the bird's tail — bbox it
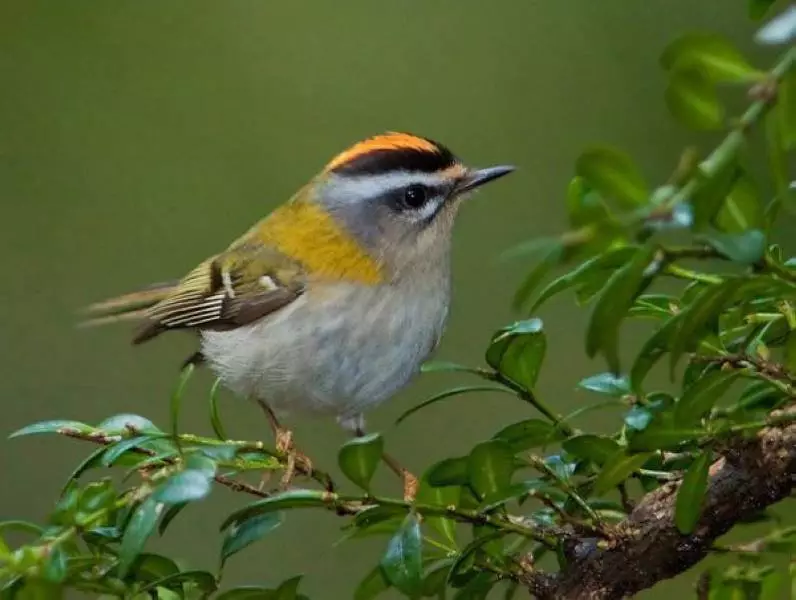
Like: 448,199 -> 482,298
79,281 -> 177,328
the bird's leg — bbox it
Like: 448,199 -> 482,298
351,420 -> 418,502
254,398 -> 312,490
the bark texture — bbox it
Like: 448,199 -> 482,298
525,407 -> 796,599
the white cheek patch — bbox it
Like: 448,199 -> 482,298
409,197 -> 445,222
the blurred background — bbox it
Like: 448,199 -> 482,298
1,1 -> 792,597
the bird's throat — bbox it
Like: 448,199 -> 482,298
253,199 -> 383,285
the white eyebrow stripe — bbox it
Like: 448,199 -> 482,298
325,170 -> 453,203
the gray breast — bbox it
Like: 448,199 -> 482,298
200,279 -> 450,420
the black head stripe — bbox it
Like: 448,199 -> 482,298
332,143 -> 459,176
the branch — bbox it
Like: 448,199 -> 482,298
523,405 -> 796,600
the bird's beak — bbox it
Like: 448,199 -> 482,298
456,165 -> 516,195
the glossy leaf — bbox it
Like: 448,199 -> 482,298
153,470 -> 212,505
593,450 -> 653,495
530,246 -> 637,313
139,570 -> 218,596
425,456 -> 469,487
716,174 -> 763,233
485,318 -> 546,391
578,373 -> 630,397
675,370 -> 742,426
221,512 -> 282,568
158,503 -> 188,537
416,475 -> 458,545
338,433 -> 383,491
221,490 -> 329,530
511,243 -> 564,310
669,280 -> 736,374
97,413 -> 160,434
575,146 -> 649,207
396,385 -> 513,425
468,440 -> 514,499
700,229 -> 766,265
628,424 -> 704,451
209,378 -> 227,440
9,420 -> 92,439
661,33 -> 758,82
630,316 -> 681,392
675,450 -> 711,534
586,245 -> 657,373
119,498 -> 163,578
380,513 -> 423,596
492,418 -> 564,452
665,69 -> 724,131
562,435 -> 621,465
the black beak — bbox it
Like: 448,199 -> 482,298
456,165 -> 516,194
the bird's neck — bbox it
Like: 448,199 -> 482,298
251,197 -> 384,285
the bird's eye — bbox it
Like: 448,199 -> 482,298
402,184 -> 428,209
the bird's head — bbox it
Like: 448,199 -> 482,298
308,132 -> 515,277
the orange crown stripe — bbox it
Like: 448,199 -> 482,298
324,132 -> 441,172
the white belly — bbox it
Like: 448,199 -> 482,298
200,281 -> 449,423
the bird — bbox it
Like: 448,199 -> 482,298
83,132 -> 514,499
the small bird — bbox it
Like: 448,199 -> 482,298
84,132 -> 514,498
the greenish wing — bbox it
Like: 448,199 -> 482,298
132,243 -> 306,344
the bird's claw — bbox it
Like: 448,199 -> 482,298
275,427 -> 313,489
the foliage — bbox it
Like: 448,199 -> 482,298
2,6 -> 795,599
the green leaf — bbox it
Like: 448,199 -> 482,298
221,513 -> 283,569
530,246 -> 637,313
691,163 -> 740,231
215,587 -> 275,600
492,418 -> 564,452
425,456 -> 469,487
9,420 -> 92,439
716,174 -> 763,233
421,559 -> 454,597
468,440 -> 514,499
675,370 -> 742,426
665,69 -> 724,130
158,502 -> 188,536
511,243 -> 564,310
486,318 -> 546,391
479,479 -> 551,512
272,575 -> 303,599
416,475 -> 458,545
630,317 -> 682,392
354,565 -> 391,600
562,435 -> 621,465
209,378 -> 227,440
139,570 -> 218,595
675,450 -> 711,534
171,364 -> 195,448
628,424 -> 704,451
101,434 -> 166,467
586,245 -> 657,373
396,385 -> 513,426
578,373 -> 630,396
575,146 -> 649,207
699,230 -> 766,265
420,361 -> 481,375
119,498 -> 163,578
661,33 -> 759,82
41,546 -> 67,583
566,176 -> 610,227
669,280 -> 737,375
593,450 -> 653,495
221,490 -> 328,530
338,433 -> 384,492
97,414 -> 161,435
154,470 -> 212,505
380,513 -> 423,596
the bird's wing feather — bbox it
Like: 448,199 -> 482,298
133,243 -> 306,344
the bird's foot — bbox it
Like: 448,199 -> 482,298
275,427 -> 313,490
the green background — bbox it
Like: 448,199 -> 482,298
0,1 -> 790,597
